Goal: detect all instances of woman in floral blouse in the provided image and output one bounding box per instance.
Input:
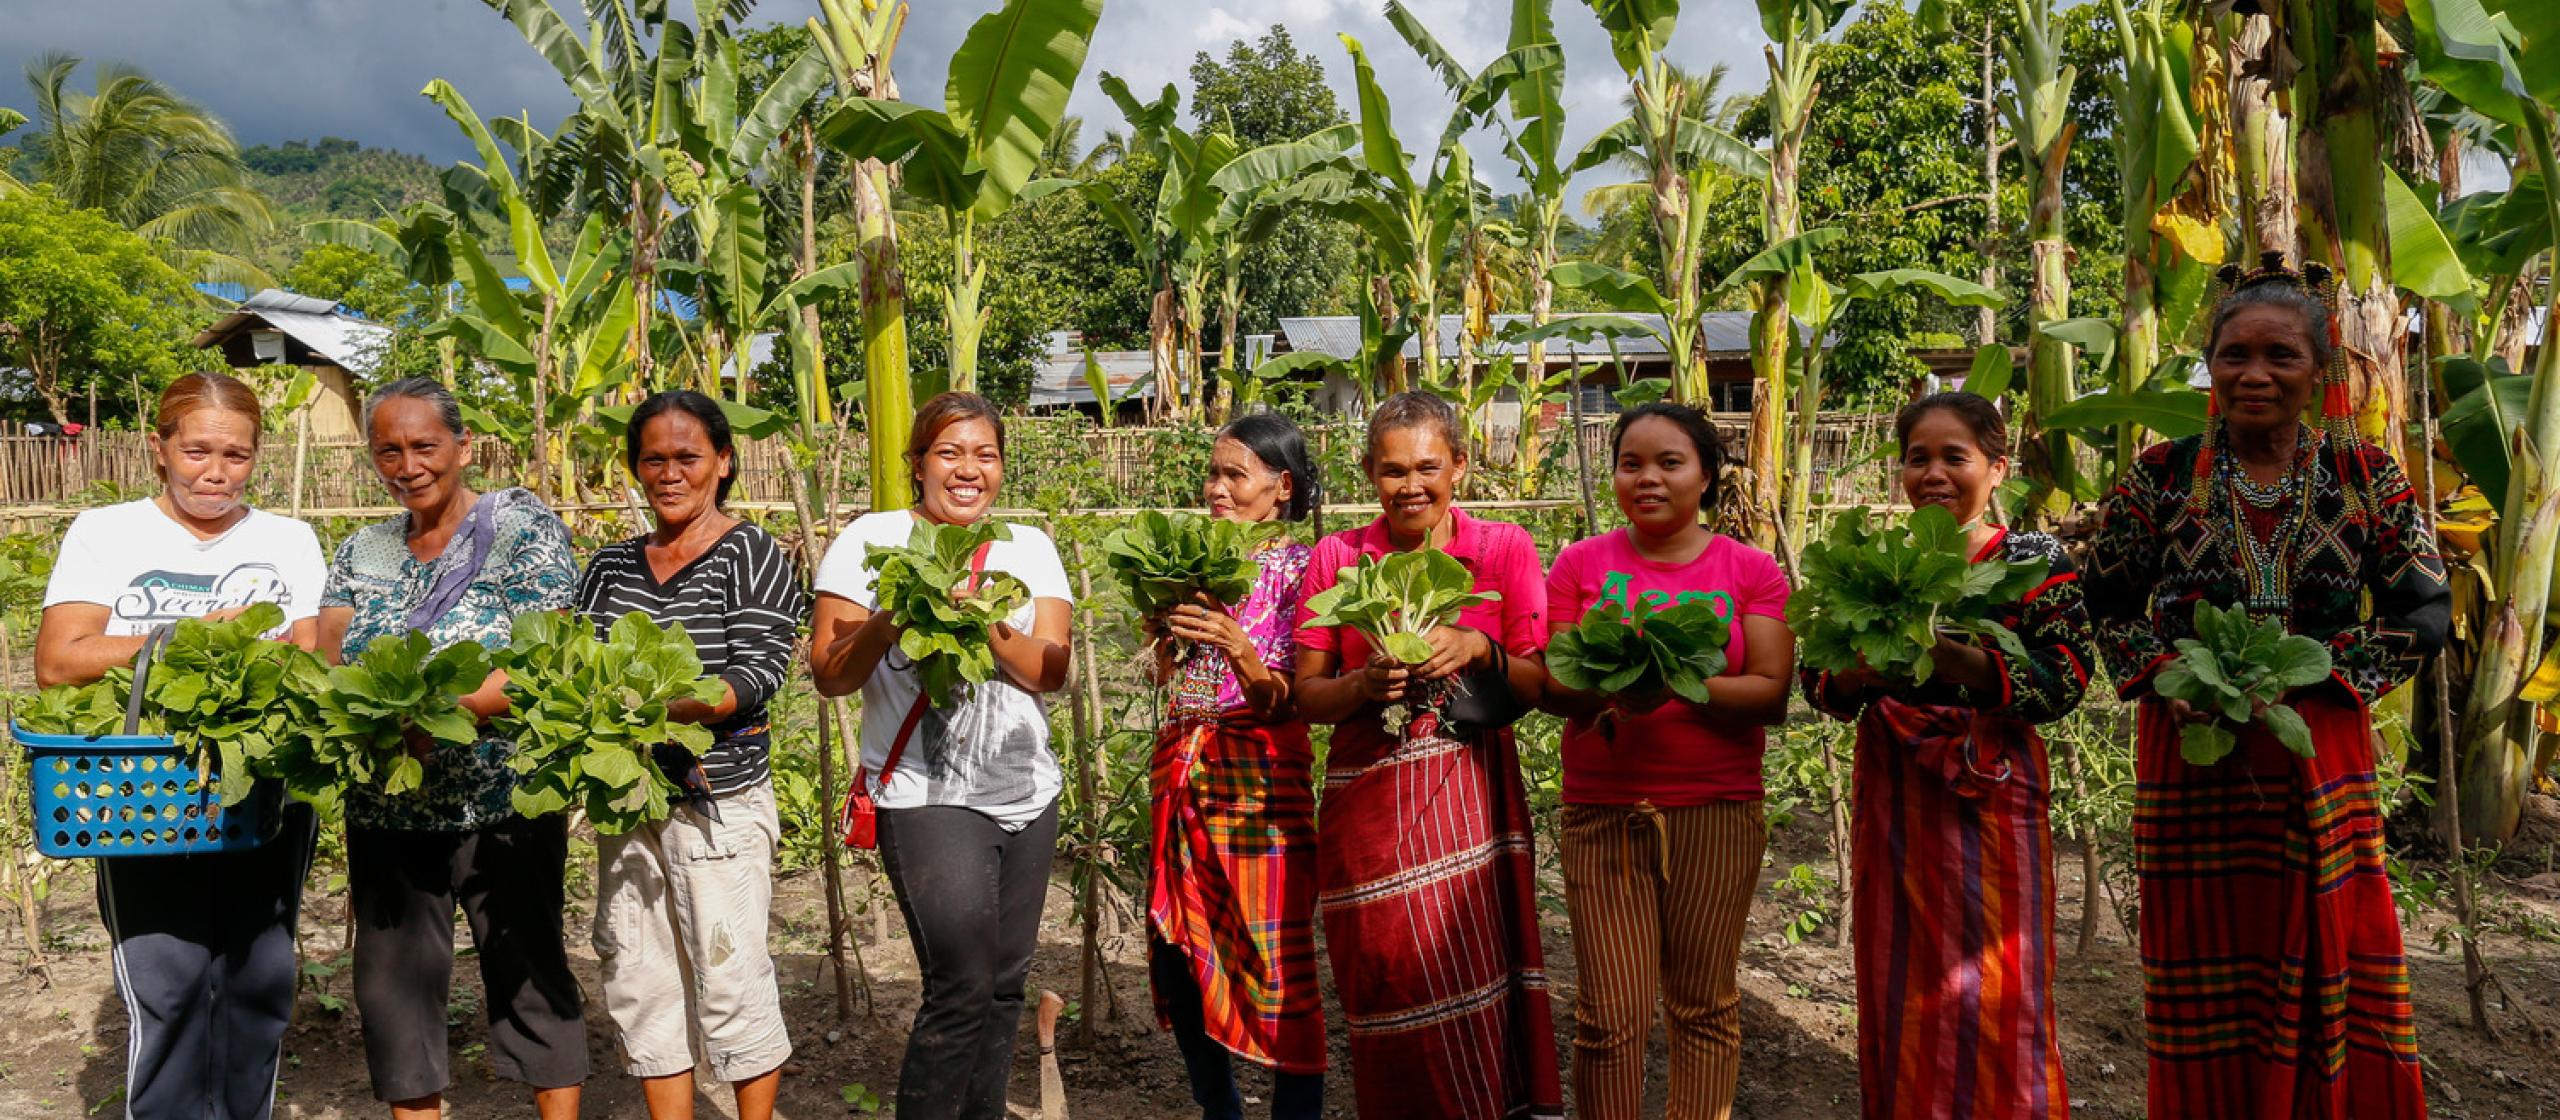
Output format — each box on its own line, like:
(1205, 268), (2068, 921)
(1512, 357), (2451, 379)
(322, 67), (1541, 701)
(318, 377), (587, 1120)
(1143, 412), (1325, 1119)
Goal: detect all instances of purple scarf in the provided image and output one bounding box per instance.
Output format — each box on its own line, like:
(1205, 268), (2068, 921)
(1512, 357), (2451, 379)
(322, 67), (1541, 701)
(404, 488), (536, 633)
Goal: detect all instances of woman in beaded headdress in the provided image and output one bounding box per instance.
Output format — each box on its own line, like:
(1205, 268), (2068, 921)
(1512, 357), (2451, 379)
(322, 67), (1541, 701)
(2085, 253), (2449, 1119)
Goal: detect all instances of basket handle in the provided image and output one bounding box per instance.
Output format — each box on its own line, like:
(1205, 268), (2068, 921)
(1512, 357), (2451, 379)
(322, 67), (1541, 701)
(122, 625), (172, 737)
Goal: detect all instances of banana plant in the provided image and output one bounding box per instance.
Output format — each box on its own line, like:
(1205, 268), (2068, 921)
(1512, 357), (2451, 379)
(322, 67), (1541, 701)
(1221, 351), (1345, 416)
(659, 38), (834, 402)
(811, 0), (915, 510)
(1386, 0), (1574, 393)
(2286, 0), (2409, 463)
(2000, 0), (2082, 522)
(817, 0), (1103, 396)
(2102, 0), (2214, 484)
(2402, 0), (2560, 842)
(1717, 230), (2003, 546)
(304, 206), (463, 383)
(1582, 0), (1790, 544)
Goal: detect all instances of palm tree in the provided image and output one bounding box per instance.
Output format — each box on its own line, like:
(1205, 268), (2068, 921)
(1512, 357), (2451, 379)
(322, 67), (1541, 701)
(17, 54), (276, 285)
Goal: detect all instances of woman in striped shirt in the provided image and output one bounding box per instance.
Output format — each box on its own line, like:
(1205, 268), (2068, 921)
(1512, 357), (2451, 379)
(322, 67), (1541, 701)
(574, 390), (805, 1120)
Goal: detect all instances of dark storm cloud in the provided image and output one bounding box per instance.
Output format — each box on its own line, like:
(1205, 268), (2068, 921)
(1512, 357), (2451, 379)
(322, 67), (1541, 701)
(0, 0), (1766, 195)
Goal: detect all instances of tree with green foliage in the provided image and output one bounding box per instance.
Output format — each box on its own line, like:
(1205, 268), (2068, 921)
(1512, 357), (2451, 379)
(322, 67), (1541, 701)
(0, 187), (196, 425)
(12, 54), (276, 286)
(1188, 26), (1360, 335)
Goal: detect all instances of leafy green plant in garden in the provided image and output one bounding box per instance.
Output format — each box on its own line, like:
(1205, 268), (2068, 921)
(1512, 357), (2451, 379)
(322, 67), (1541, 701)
(284, 630), (493, 813)
(1302, 549), (1499, 666)
(494, 612), (725, 836)
(1789, 505), (2046, 684)
(2150, 602), (2333, 766)
(1545, 598), (1728, 705)
(1098, 511), (1280, 616)
(143, 603), (325, 805)
(865, 520), (1032, 708)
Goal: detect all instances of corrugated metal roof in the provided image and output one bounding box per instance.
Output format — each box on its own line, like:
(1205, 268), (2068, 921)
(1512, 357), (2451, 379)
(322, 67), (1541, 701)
(191, 288), (396, 375)
(1031, 350), (1157, 407)
(1276, 312), (1784, 361)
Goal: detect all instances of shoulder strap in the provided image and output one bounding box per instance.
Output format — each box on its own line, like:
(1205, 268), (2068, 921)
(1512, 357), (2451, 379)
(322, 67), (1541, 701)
(873, 537), (1000, 787)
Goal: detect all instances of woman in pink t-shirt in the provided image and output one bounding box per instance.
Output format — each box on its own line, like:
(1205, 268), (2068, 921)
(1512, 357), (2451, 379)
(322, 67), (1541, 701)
(1537, 402), (1795, 1120)
(1292, 392), (1562, 1119)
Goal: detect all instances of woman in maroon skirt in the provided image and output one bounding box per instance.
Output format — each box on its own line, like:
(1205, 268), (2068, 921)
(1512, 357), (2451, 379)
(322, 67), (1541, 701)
(2086, 255), (2448, 1119)
(1293, 391), (1561, 1119)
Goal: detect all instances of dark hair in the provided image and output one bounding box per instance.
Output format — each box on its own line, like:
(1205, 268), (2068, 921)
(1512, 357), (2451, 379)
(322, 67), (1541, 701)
(363, 376), (466, 439)
(1364, 390), (1466, 463)
(1610, 402), (1726, 510)
(1895, 391), (2010, 456)
(1219, 411), (1320, 523)
(626, 390), (738, 506)
(2206, 260), (2337, 373)
(907, 391), (1006, 488)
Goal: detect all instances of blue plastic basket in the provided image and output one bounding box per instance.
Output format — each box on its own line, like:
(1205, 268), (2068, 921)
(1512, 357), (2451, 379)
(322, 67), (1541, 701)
(16, 728), (280, 859)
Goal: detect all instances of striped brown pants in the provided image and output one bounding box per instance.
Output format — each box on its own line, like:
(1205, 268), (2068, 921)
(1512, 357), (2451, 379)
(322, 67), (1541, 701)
(1558, 799), (1765, 1120)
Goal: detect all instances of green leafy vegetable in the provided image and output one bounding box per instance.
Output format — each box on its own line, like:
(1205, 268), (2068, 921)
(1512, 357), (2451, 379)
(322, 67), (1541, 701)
(1546, 598), (1730, 706)
(493, 612), (725, 836)
(865, 519), (1032, 708)
(1302, 548), (1501, 667)
(280, 630), (493, 813)
(2151, 602), (2335, 766)
(1789, 505), (2047, 685)
(143, 603), (325, 805)
(14, 667), (144, 738)
(1099, 511), (1281, 614)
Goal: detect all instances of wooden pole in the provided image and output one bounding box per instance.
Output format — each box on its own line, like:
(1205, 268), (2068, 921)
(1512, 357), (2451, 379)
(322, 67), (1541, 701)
(288, 407), (311, 521)
(1062, 535), (1108, 1045)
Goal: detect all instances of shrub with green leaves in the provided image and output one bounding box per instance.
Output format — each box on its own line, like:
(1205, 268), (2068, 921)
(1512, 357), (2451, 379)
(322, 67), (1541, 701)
(143, 603), (329, 805)
(279, 630), (493, 813)
(493, 612), (725, 836)
(2152, 602), (2335, 766)
(1546, 599), (1729, 706)
(1303, 548), (1501, 667)
(1789, 505), (2045, 685)
(1099, 511), (1280, 615)
(866, 519), (1032, 708)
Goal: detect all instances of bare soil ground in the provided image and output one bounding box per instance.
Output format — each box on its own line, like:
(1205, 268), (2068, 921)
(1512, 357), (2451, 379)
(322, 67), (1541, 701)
(0, 810), (2555, 1119)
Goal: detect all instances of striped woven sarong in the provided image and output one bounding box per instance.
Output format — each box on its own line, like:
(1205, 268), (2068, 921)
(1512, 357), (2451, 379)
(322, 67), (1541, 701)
(1146, 715), (1326, 1073)
(2134, 695), (2426, 1118)
(1317, 712), (1563, 1118)
(1852, 696), (2069, 1120)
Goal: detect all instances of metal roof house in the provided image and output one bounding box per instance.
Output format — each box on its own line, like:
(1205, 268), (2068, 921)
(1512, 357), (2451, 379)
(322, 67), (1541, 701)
(192, 289), (393, 441)
(1275, 312), (1779, 414)
(1028, 332), (1156, 421)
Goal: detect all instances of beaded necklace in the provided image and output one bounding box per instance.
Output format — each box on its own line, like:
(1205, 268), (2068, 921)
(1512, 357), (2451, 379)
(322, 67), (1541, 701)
(2192, 420), (2322, 620)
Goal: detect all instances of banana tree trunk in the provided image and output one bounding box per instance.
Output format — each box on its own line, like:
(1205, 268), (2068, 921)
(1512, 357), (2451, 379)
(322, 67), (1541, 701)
(856, 158), (913, 511)
(1217, 285), (1241, 424)
(2020, 129), (2078, 524)
(632, 178), (661, 389)
(1413, 277), (1442, 391)
(1181, 275), (1208, 419)
(2291, 0), (2402, 464)
(1787, 348), (1824, 551)
(2229, 12), (2298, 260)
(1148, 283), (1179, 422)
(1978, 21), (2003, 348)
(2457, 110), (2560, 843)
(947, 224), (986, 396)
(1746, 49), (1809, 552)
(532, 296), (557, 505)
(1521, 205), (1559, 499)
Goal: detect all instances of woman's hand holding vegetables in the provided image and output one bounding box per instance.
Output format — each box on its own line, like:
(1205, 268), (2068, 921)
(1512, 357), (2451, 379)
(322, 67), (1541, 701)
(1166, 602), (1251, 664)
(1359, 659), (1410, 703)
(1415, 625), (1491, 681)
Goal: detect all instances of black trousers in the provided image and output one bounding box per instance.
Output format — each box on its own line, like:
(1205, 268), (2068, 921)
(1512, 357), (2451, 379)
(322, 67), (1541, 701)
(97, 801), (318, 1120)
(877, 802), (1059, 1120)
(1149, 942), (1325, 1120)
(348, 814), (588, 1103)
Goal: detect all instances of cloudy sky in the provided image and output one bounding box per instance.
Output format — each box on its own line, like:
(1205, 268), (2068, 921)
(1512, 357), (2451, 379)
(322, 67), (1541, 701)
(0, 0), (1777, 193)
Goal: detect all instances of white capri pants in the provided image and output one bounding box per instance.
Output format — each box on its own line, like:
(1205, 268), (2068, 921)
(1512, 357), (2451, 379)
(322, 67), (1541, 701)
(592, 781), (793, 1082)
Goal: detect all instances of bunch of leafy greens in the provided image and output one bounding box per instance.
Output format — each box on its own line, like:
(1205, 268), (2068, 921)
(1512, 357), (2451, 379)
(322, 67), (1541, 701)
(143, 603), (332, 805)
(1789, 505), (2046, 685)
(15, 667), (145, 738)
(1546, 599), (1729, 706)
(2151, 602), (2334, 765)
(1099, 511), (1281, 614)
(865, 519), (1032, 708)
(1304, 549), (1501, 665)
(493, 612), (724, 835)
(278, 630), (493, 813)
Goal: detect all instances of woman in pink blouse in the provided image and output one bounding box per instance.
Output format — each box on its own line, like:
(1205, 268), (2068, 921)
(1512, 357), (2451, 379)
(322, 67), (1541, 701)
(1144, 413), (1326, 1119)
(1291, 392), (1562, 1119)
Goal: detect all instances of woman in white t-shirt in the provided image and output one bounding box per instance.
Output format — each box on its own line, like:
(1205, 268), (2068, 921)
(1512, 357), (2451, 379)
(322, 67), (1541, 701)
(34, 372), (328, 1120)
(810, 391), (1073, 1120)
